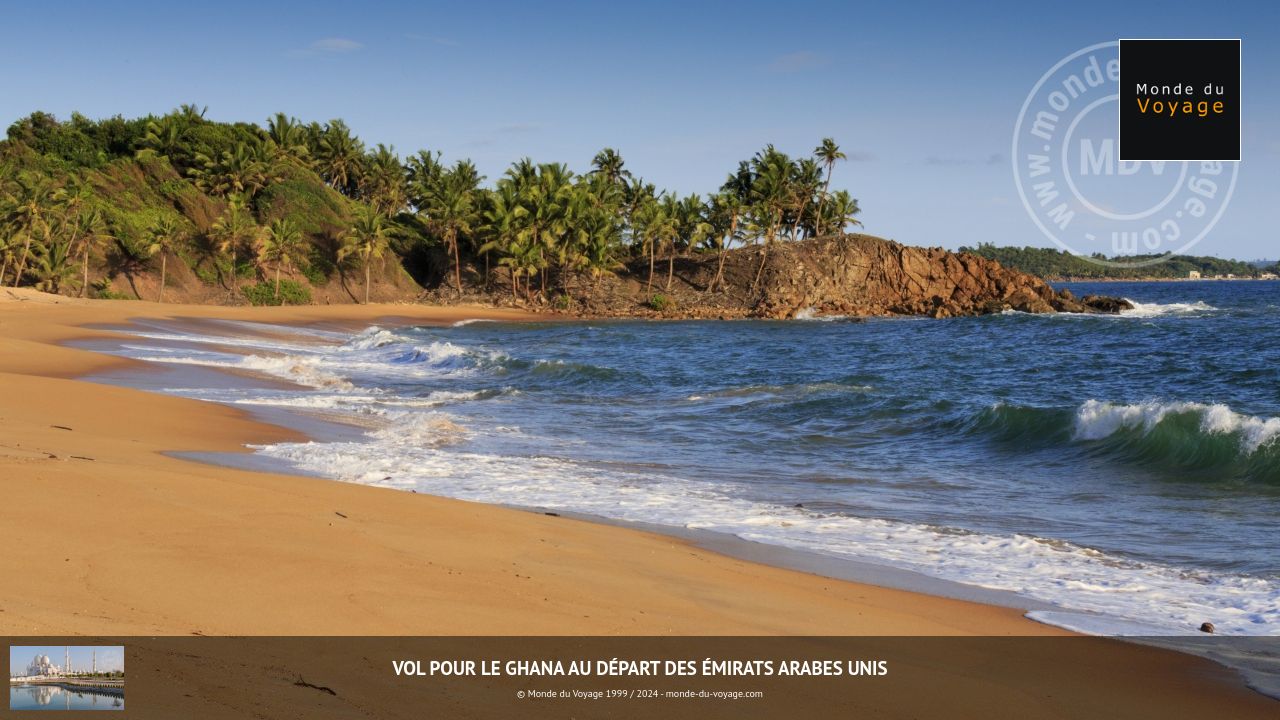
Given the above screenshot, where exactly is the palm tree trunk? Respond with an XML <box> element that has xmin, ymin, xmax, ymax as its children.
<box><xmin>666</xmin><ymin>252</ymin><xmax>674</xmax><ymax>291</ymax></box>
<box><xmin>453</xmin><ymin>238</ymin><xmax>462</xmax><ymax>291</ymax></box>
<box><xmin>365</xmin><ymin>263</ymin><xmax>371</xmax><ymax>304</ymax></box>
<box><xmin>160</xmin><ymin>254</ymin><xmax>168</xmax><ymax>303</ymax></box>
<box><xmin>13</xmin><ymin>235</ymin><xmax>32</xmax><ymax>287</ymax></box>
<box><xmin>711</xmin><ymin>212</ymin><xmax>737</xmax><ymax>293</ymax></box>
<box><xmin>510</xmin><ymin>269</ymin><xmax>518</xmax><ymax>303</ymax></box>
<box><xmin>80</xmin><ymin>248</ymin><xmax>90</xmax><ymax>298</ymax></box>
<box><xmin>815</xmin><ymin>163</ymin><xmax>834</xmax><ymax>235</ymax></box>
<box><xmin>274</xmin><ymin>264</ymin><xmax>281</xmax><ymax>300</ymax></box>
<box><xmin>647</xmin><ymin>241</ymin><xmax>655</xmax><ymax>292</ymax></box>
<box><xmin>753</xmin><ymin>243</ymin><xmax>769</xmax><ymax>290</ymax></box>
<box><xmin>712</xmin><ymin>246</ymin><xmax>727</xmax><ymax>293</ymax></box>
<box><xmin>1</xmin><ymin>253</ymin><xmax>10</xmax><ymax>288</ymax></box>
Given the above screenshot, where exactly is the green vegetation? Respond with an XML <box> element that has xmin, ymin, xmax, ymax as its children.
<box><xmin>1</xmin><ymin>107</ymin><xmax>862</xmax><ymax>304</ymax></box>
<box><xmin>960</xmin><ymin>243</ymin><xmax>1263</xmax><ymax>280</ymax></box>
<box><xmin>242</xmin><ymin>278</ymin><xmax>311</xmax><ymax>306</ymax></box>
<box><xmin>647</xmin><ymin>293</ymin><xmax>676</xmax><ymax>312</ymax></box>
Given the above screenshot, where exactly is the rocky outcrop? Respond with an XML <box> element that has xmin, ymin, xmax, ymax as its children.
<box><xmin>744</xmin><ymin>235</ymin><xmax>1130</xmax><ymax>319</ymax></box>
<box><xmin>427</xmin><ymin>232</ymin><xmax>1132</xmax><ymax>320</ymax></box>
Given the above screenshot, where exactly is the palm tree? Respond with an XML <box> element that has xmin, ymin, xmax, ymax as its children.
<box><xmin>663</xmin><ymin>194</ymin><xmax>709</xmax><ymax>291</ymax></box>
<box><xmin>816</xmin><ymin>190</ymin><xmax>862</xmax><ymax>236</ymax></box>
<box><xmin>574</xmin><ymin>202</ymin><xmax>623</xmax><ymax>293</ymax></box>
<box><xmin>748</xmin><ymin>146</ymin><xmax>793</xmax><ymax>287</ymax></box>
<box><xmin>52</xmin><ymin>175</ymin><xmax>93</xmax><ymax>290</ymax></box>
<box><xmin>136</xmin><ymin>117</ymin><xmax>185</xmax><ymax>160</ymax></box>
<box><xmin>405</xmin><ymin>149</ymin><xmax>444</xmax><ymax>204</ymax></box>
<box><xmin>788</xmin><ymin>158</ymin><xmax>823</xmax><ymax>241</ymax></box>
<box><xmin>7</xmin><ymin>173</ymin><xmax>57</xmax><ymax>287</ymax></box>
<box><xmin>189</xmin><ymin>141</ymin><xmax>278</xmax><ymax>200</ymax></box>
<box><xmin>750</xmin><ymin>146</ymin><xmax>791</xmax><ymax>245</ymax></box>
<box><xmin>32</xmin><ymin>240</ymin><xmax>76</xmax><ymax>294</ymax></box>
<box><xmin>509</xmin><ymin>162</ymin><xmax>572</xmax><ymax>298</ymax></box>
<box><xmin>74</xmin><ymin>207</ymin><xmax>109</xmax><ymax>297</ymax></box>
<box><xmin>708</xmin><ymin>190</ymin><xmax>744</xmax><ymax>293</ymax></box>
<box><xmin>423</xmin><ymin>161</ymin><xmax>482</xmax><ymax>291</ymax></box>
<box><xmin>258</xmin><ymin>218</ymin><xmax>305</xmax><ymax>300</ymax></box>
<box><xmin>146</xmin><ymin>216</ymin><xmax>184</xmax><ymax>303</ymax></box>
<box><xmin>0</xmin><ymin>234</ymin><xmax>12</xmax><ymax>287</ymax></box>
<box><xmin>590</xmin><ymin>148</ymin><xmax>630</xmax><ymax>186</ymax></box>
<box><xmin>622</xmin><ymin>177</ymin><xmax>656</xmax><ymax>255</ymax></box>
<box><xmin>210</xmin><ymin>199</ymin><xmax>258</xmax><ymax>293</ymax></box>
<box><xmin>317</xmin><ymin>120</ymin><xmax>365</xmax><ymax>195</ymax></box>
<box><xmin>339</xmin><ymin>207</ymin><xmax>392</xmax><ymax>304</ymax></box>
<box><xmin>265</xmin><ymin>112</ymin><xmax>310</xmax><ymax>165</ymax></box>
<box><xmin>478</xmin><ymin>184</ymin><xmax>526</xmax><ymax>298</ymax></box>
<box><xmin>631</xmin><ymin>194</ymin><xmax>665</xmax><ymax>292</ymax></box>
<box><xmin>496</xmin><ymin>234</ymin><xmax>540</xmax><ymax>302</ymax></box>
<box><xmin>813</xmin><ymin>138</ymin><xmax>846</xmax><ymax>231</ymax></box>
<box><xmin>362</xmin><ymin>144</ymin><xmax>406</xmax><ymax>216</ymax></box>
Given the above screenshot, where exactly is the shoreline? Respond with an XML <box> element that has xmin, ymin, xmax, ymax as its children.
<box><xmin>1</xmin><ymin>289</ymin><xmax>1275</xmax><ymax>715</ymax></box>
<box><xmin>1052</xmin><ymin>276</ymin><xmax>1279</xmax><ymax>283</ymax></box>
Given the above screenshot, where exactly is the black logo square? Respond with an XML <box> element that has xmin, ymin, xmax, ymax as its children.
<box><xmin>1119</xmin><ymin>39</ymin><xmax>1240</xmax><ymax>161</ymax></box>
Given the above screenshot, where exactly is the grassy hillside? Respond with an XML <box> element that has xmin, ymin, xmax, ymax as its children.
<box><xmin>0</xmin><ymin>108</ymin><xmax>863</xmax><ymax>307</ymax></box>
<box><xmin>0</xmin><ymin>109</ymin><xmax>425</xmax><ymax>304</ymax></box>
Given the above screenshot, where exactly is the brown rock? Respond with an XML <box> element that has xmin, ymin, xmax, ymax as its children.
<box><xmin>1081</xmin><ymin>295</ymin><xmax>1134</xmax><ymax>314</ymax></box>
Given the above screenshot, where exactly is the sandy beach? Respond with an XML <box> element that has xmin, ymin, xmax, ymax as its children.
<box><xmin>1</xmin><ymin>288</ymin><xmax>1275</xmax><ymax>718</ymax></box>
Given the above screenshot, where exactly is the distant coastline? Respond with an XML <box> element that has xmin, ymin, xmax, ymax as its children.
<box><xmin>1051</xmin><ymin>275</ymin><xmax>1280</xmax><ymax>283</ymax></box>
<box><xmin>963</xmin><ymin>243</ymin><xmax>1276</xmax><ymax>283</ymax></box>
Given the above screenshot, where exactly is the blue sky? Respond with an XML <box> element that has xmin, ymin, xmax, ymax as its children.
<box><xmin>1</xmin><ymin>0</ymin><xmax>1276</xmax><ymax>258</ymax></box>
<box><xmin>9</xmin><ymin>646</ymin><xmax>124</xmax><ymax>675</ymax></box>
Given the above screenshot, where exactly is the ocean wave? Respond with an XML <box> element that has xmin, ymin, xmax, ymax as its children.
<box><xmin>139</xmin><ymin>351</ymin><xmax>356</xmax><ymax>390</ymax></box>
<box><xmin>250</xmin><ymin>427</ymin><xmax>1280</xmax><ymax>635</ymax></box>
<box><xmin>1119</xmin><ymin>299</ymin><xmax>1218</xmax><ymax>318</ymax></box>
<box><xmin>230</xmin><ymin>389</ymin><xmax>490</xmax><ymax>411</ymax></box>
<box><xmin>345</xmin><ymin>326</ymin><xmax>405</xmax><ymax>350</ymax></box>
<box><xmin>1075</xmin><ymin>400</ymin><xmax>1280</xmax><ymax>455</ymax></box>
<box><xmin>968</xmin><ymin>400</ymin><xmax>1280</xmax><ymax>481</ymax></box>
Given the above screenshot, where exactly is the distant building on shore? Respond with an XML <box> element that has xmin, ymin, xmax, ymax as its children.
<box><xmin>1188</xmin><ymin>270</ymin><xmax>1201</xmax><ymax>279</ymax></box>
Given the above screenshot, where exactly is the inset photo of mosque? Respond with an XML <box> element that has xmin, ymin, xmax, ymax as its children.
<box><xmin>9</xmin><ymin>645</ymin><xmax>124</xmax><ymax>711</ymax></box>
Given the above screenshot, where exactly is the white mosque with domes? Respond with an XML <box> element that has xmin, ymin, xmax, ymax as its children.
<box><xmin>12</xmin><ymin>648</ymin><xmax>99</xmax><ymax>680</ymax></box>
<box><xmin>25</xmin><ymin>654</ymin><xmax>63</xmax><ymax>677</ymax></box>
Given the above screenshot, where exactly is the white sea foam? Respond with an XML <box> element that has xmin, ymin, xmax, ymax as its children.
<box><xmin>1119</xmin><ymin>299</ymin><xmax>1218</xmax><ymax>317</ymax></box>
<box><xmin>794</xmin><ymin>307</ymin><xmax>850</xmax><ymax>321</ymax></box>
<box><xmin>1074</xmin><ymin>400</ymin><xmax>1280</xmax><ymax>453</ymax></box>
<box><xmin>230</xmin><ymin>390</ymin><xmax>484</xmax><ymax>411</ymax></box>
<box><xmin>1001</xmin><ymin>299</ymin><xmax>1217</xmax><ymax>319</ymax></box>
<box><xmin>111</xmin><ymin>319</ymin><xmax>1280</xmax><ymax>639</ymax></box>
<box><xmin>251</xmin><ymin>419</ymin><xmax>1280</xmax><ymax>636</ymax></box>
